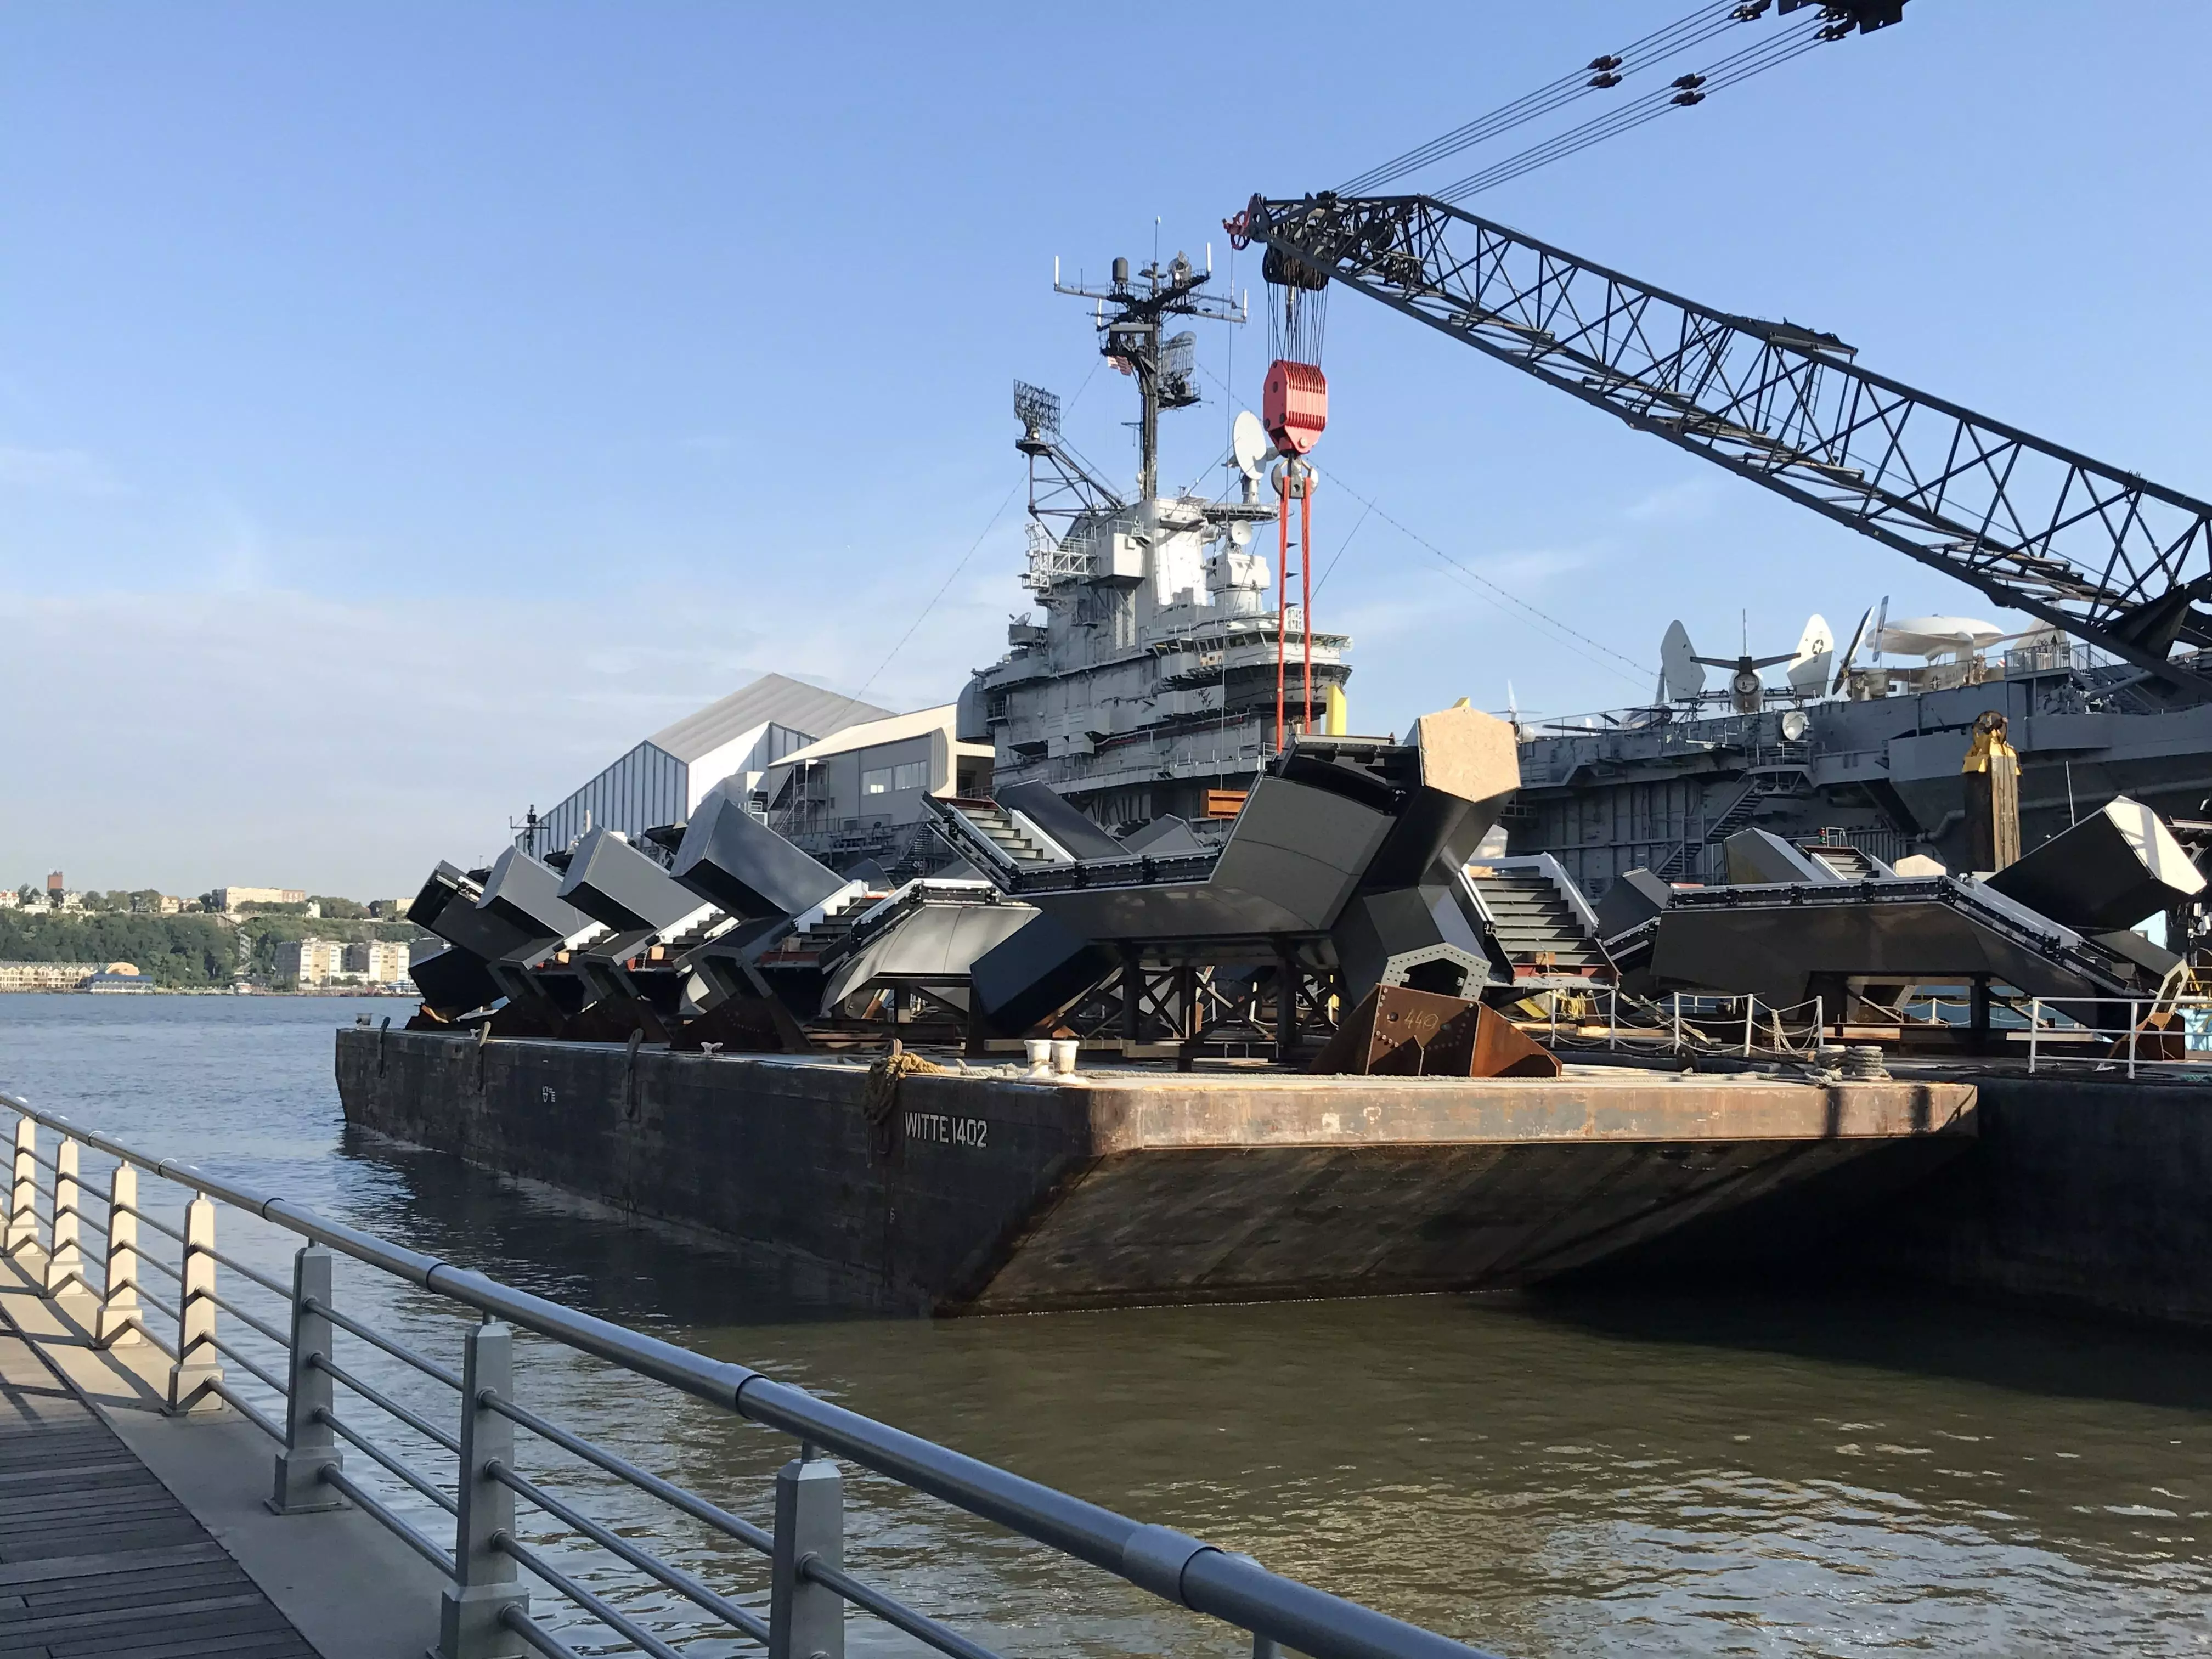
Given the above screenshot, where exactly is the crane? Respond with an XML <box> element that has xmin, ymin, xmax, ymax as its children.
<box><xmin>1226</xmin><ymin>191</ymin><xmax>2212</xmax><ymax>699</ymax></box>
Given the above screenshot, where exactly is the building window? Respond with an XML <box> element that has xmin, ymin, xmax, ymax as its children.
<box><xmin>862</xmin><ymin>768</ymin><xmax>892</xmax><ymax>796</ymax></box>
<box><xmin>893</xmin><ymin>760</ymin><xmax>929</xmax><ymax>792</ymax></box>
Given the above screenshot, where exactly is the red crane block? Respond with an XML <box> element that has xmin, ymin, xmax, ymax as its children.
<box><xmin>1263</xmin><ymin>360</ymin><xmax>1328</xmax><ymax>456</ymax></box>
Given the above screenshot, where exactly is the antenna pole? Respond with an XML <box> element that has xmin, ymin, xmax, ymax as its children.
<box><xmin>1140</xmin><ymin>330</ymin><xmax>1160</xmax><ymax>503</ymax></box>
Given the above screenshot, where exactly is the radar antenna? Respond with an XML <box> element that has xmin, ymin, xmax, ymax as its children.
<box><xmin>1052</xmin><ymin>249</ymin><xmax>1245</xmax><ymax>503</ymax></box>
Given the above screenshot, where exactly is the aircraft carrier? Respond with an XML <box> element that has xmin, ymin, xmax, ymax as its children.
<box><xmin>346</xmin><ymin>2</ymin><xmax>2212</xmax><ymax>1324</ymax></box>
<box><xmin>1508</xmin><ymin>615</ymin><xmax>2212</xmax><ymax>906</ymax></box>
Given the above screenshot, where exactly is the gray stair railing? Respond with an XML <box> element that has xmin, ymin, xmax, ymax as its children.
<box><xmin>0</xmin><ymin>1087</ymin><xmax>1499</xmax><ymax>1659</ymax></box>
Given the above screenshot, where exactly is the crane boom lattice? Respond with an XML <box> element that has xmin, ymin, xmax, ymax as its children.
<box><xmin>1234</xmin><ymin>193</ymin><xmax>2212</xmax><ymax>695</ymax></box>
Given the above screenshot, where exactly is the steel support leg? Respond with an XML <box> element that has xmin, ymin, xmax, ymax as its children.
<box><xmin>270</xmin><ymin>1246</ymin><xmax>343</xmax><ymax>1513</ymax></box>
<box><xmin>770</xmin><ymin>1453</ymin><xmax>844</xmax><ymax>1659</ymax></box>
<box><xmin>1274</xmin><ymin>951</ymin><xmax>1300</xmax><ymax>1057</ymax></box>
<box><xmin>438</xmin><ymin>1322</ymin><xmax>528</xmax><ymax>1658</ymax></box>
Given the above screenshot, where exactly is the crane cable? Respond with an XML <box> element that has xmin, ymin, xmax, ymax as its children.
<box><xmin>1440</xmin><ymin>15</ymin><xmax>1832</xmax><ymax>200</ymax></box>
<box><xmin>1336</xmin><ymin>1</ymin><xmax>1748</xmax><ymax>196</ymax></box>
<box><xmin>1195</xmin><ymin>360</ymin><xmax>1654</xmax><ymax>688</ymax></box>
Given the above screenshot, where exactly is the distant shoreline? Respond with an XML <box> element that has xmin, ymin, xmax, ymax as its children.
<box><xmin>0</xmin><ymin>986</ymin><xmax>414</xmax><ymax>997</ymax></box>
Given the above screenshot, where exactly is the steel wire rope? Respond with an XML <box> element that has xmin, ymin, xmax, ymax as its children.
<box><xmin>1312</xmin><ymin>496</ymin><xmax>1375</xmax><ymax>599</ymax></box>
<box><xmin>1336</xmin><ymin>1</ymin><xmax>1747</xmax><ymax>194</ymax></box>
<box><xmin>840</xmin><ymin>356</ymin><xmax>1108</xmax><ymax>714</ymax></box>
<box><xmin>1440</xmin><ymin>19</ymin><xmax>1832</xmax><ymax>200</ymax></box>
<box><xmin>1195</xmin><ymin>362</ymin><xmax>1651</xmax><ymax>685</ymax></box>
<box><xmin>1203</xmin><ymin>367</ymin><xmax>1654</xmax><ymax>685</ymax></box>
<box><xmin>1329</xmin><ymin>474</ymin><xmax>1659</xmax><ymax>689</ymax></box>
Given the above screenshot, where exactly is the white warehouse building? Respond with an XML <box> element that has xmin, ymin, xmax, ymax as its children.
<box><xmin>524</xmin><ymin>674</ymin><xmax>893</xmax><ymax>858</ymax></box>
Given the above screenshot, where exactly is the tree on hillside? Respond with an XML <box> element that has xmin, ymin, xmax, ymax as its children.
<box><xmin>0</xmin><ymin>912</ymin><xmax>233</xmax><ymax>988</ymax></box>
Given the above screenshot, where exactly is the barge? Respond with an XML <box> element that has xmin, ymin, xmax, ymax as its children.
<box><xmin>336</xmin><ymin>1029</ymin><xmax>1975</xmax><ymax>1314</ymax></box>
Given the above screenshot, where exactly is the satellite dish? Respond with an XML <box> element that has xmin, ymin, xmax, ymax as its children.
<box><xmin>1830</xmin><ymin>605</ymin><xmax>1874</xmax><ymax>695</ymax></box>
<box><xmin>1786</xmin><ymin>613</ymin><xmax>1834</xmax><ymax>693</ymax></box>
<box><xmin>1229</xmin><ymin>521</ymin><xmax>1253</xmax><ymax>548</ymax></box>
<box><xmin>1780</xmin><ymin>709</ymin><xmax>1809</xmax><ymax>742</ymax></box>
<box><xmin>1232</xmin><ymin>410</ymin><xmax>1269</xmax><ymax>481</ymax></box>
<box><xmin>1660</xmin><ymin>620</ymin><xmax>1705</xmax><ymax>702</ymax></box>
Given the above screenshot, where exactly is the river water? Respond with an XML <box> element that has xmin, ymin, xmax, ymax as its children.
<box><xmin>0</xmin><ymin>994</ymin><xmax>2205</xmax><ymax>1657</ymax></box>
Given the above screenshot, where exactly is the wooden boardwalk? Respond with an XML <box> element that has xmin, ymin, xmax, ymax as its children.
<box><xmin>0</xmin><ymin>1328</ymin><xmax>317</xmax><ymax>1659</ymax></box>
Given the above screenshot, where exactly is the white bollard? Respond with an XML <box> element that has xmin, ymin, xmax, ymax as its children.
<box><xmin>168</xmin><ymin>1196</ymin><xmax>223</xmax><ymax>1413</ymax></box>
<box><xmin>5</xmin><ymin>1120</ymin><xmax>36</xmax><ymax>1256</ymax></box>
<box><xmin>44</xmin><ymin>1139</ymin><xmax>88</xmax><ymax>1305</ymax></box>
<box><xmin>98</xmin><ymin>1165</ymin><xmax>141</xmax><ymax>1347</ymax></box>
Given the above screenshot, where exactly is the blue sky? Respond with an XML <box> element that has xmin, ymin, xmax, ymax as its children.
<box><xmin>5</xmin><ymin>2</ymin><xmax>2209</xmax><ymax>895</ymax></box>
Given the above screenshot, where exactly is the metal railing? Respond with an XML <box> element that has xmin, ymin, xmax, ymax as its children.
<box><xmin>1541</xmin><ymin>986</ymin><xmax>2212</xmax><ymax>1076</ymax></box>
<box><xmin>0</xmin><ymin>1088</ymin><xmax>1496</xmax><ymax>1659</ymax></box>
<box><xmin>2022</xmin><ymin>995</ymin><xmax>2212</xmax><ymax>1076</ymax></box>
<box><xmin>1536</xmin><ymin>987</ymin><xmax>1830</xmax><ymax>1063</ymax></box>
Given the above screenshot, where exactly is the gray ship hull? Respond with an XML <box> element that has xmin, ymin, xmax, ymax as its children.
<box><xmin>1514</xmin><ymin>671</ymin><xmax>2212</xmax><ymax>899</ymax></box>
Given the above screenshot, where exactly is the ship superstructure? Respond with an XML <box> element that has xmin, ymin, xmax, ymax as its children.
<box><xmin>957</xmin><ymin>251</ymin><xmax>1350</xmax><ymax>831</ymax></box>
<box><xmin>1511</xmin><ymin>623</ymin><xmax>2212</xmax><ymax>901</ymax></box>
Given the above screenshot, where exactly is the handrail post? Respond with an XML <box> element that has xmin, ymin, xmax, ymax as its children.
<box><xmin>1671</xmin><ymin>992</ymin><xmax>1681</xmax><ymax>1054</ymax></box>
<box><xmin>44</xmin><ymin>1138</ymin><xmax>89</xmax><ymax>1308</ymax></box>
<box><xmin>1743</xmin><ymin>998</ymin><xmax>1754</xmax><ymax>1058</ymax></box>
<box><xmin>5</xmin><ymin>1119</ymin><xmax>37</xmax><ymax>1255</ymax></box>
<box><xmin>270</xmin><ymin>1246</ymin><xmax>343</xmax><ymax>1513</ymax></box>
<box><xmin>97</xmin><ymin>1164</ymin><xmax>140</xmax><ymax>1347</ymax></box>
<box><xmin>2028</xmin><ymin>997</ymin><xmax>2041</xmax><ymax>1074</ymax></box>
<box><xmin>2128</xmin><ymin>1000</ymin><xmax>2140</xmax><ymax>1079</ymax></box>
<box><xmin>167</xmin><ymin>1195</ymin><xmax>223</xmax><ymax>1414</ymax></box>
<box><xmin>439</xmin><ymin>1321</ymin><xmax>528</xmax><ymax>1659</ymax></box>
<box><xmin>770</xmin><ymin>1449</ymin><xmax>844</xmax><ymax>1659</ymax></box>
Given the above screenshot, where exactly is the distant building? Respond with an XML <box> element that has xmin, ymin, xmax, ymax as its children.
<box><xmin>0</xmin><ymin>891</ymin><xmax>16</xmax><ymax>911</ymax></box>
<box><xmin>0</xmin><ymin>962</ymin><xmax>103</xmax><ymax>992</ymax></box>
<box><xmin>216</xmin><ymin>887</ymin><xmax>307</xmax><ymax>914</ymax></box>
<box><xmin>46</xmin><ymin>872</ymin><xmax>62</xmax><ymax>897</ymax></box>
<box><xmin>54</xmin><ymin>891</ymin><xmax>83</xmax><ymax>912</ymax></box>
<box><xmin>524</xmin><ymin>673</ymin><xmax>893</xmax><ymax>857</ymax></box>
<box><xmin>367</xmin><ymin>899</ymin><xmax>411</xmax><ymax>919</ymax></box>
<box><xmin>341</xmin><ymin>939</ymin><xmax>412</xmax><ymax>984</ymax></box>
<box><xmin>276</xmin><ymin>936</ymin><xmax>408</xmax><ymax>987</ymax></box>
<box><xmin>129</xmin><ymin>894</ymin><xmax>186</xmax><ymax>916</ymax></box>
<box><xmin>273</xmin><ymin>938</ymin><xmax>346</xmax><ymax>986</ymax></box>
<box><xmin>83</xmin><ymin>963</ymin><xmax>150</xmax><ymax>994</ymax></box>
